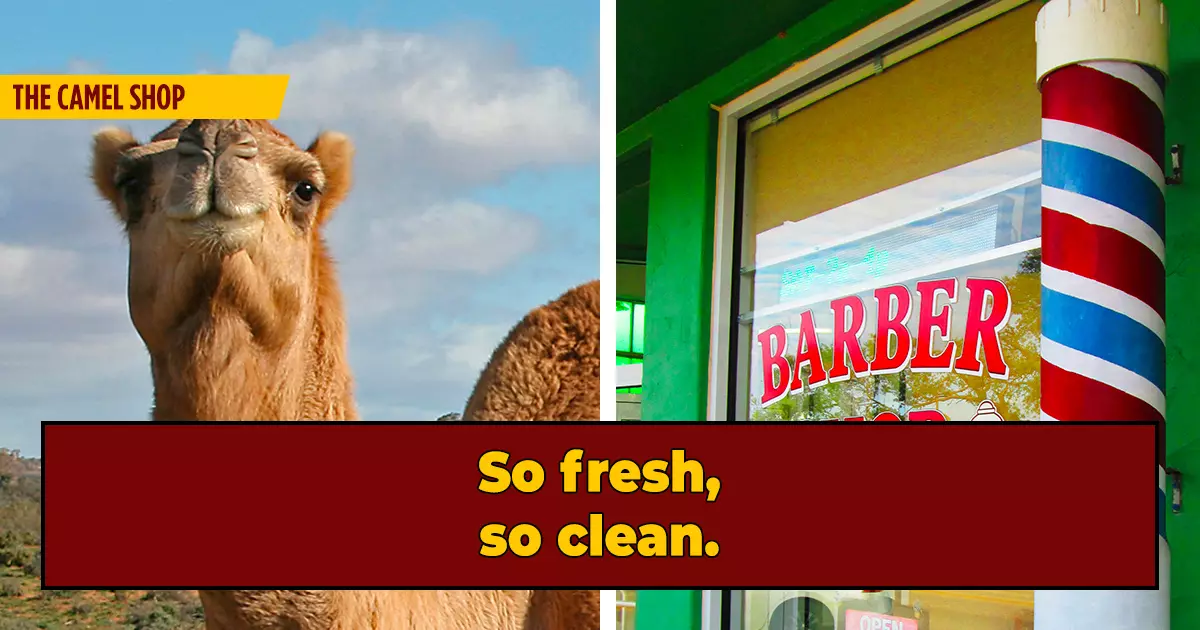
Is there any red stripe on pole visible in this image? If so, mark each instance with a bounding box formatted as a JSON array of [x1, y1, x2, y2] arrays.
[[1041, 359, 1164, 422], [1041, 359, 1166, 466], [1042, 64, 1166, 169], [1041, 207, 1166, 318]]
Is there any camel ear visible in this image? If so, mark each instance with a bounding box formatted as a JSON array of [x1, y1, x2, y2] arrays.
[[91, 127, 139, 218], [306, 131, 354, 226]]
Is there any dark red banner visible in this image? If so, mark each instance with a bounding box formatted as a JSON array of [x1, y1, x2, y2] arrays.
[[41, 421, 1157, 589]]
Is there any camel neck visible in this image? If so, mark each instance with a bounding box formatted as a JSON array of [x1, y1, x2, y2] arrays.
[[143, 243, 355, 421], [148, 304, 353, 421]]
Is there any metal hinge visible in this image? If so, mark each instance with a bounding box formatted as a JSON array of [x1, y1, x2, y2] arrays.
[[1166, 467, 1183, 514], [1167, 144, 1184, 186]]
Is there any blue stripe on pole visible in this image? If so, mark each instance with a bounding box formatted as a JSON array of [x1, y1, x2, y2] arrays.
[[1041, 287, 1166, 392], [1043, 140, 1165, 239]]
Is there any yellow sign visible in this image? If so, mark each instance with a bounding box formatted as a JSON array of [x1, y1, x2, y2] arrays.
[[0, 75, 289, 119]]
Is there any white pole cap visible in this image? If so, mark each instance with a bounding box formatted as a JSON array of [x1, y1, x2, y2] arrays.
[[1035, 0, 1169, 87]]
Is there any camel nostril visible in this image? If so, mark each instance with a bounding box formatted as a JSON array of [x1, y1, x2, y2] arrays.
[[176, 141, 207, 158], [230, 134, 259, 159], [231, 145, 259, 159]]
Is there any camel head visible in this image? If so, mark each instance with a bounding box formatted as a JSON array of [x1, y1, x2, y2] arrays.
[[90, 119, 356, 420]]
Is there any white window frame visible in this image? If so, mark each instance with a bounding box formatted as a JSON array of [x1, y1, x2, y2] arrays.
[[702, 590, 725, 630], [704, 0, 1034, 423], [616, 590, 637, 630], [616, 363, 643, 389]]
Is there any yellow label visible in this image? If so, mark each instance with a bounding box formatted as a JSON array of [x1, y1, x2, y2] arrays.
[[0, 75, 289, 119]]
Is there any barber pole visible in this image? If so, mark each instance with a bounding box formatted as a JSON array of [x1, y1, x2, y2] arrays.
[[1034, 1, 1169, 628]]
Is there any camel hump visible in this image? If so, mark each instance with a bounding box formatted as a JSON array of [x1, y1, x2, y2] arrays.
[[463, 279, 600, 421], [526, 589, 601, 630]]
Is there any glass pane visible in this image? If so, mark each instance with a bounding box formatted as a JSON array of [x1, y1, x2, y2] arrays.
[[737, 142, 1042, 422], [632, 303, 646, 354], [740, 590, 1034, 630], [732, 0, 1043, 424], [616, 301, 633, 354]]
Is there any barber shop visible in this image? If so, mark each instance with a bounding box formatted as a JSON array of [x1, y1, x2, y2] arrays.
[[616, 0, 1198, 628]]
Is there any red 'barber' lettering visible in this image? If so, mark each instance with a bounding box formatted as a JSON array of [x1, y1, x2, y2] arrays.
[[756, 277, 1012, 408]]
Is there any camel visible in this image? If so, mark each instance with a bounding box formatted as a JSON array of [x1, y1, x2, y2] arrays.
[[91, 119, 601, 630]]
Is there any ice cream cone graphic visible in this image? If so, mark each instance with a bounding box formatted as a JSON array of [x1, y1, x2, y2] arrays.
[[970, 400, 1005, 422]]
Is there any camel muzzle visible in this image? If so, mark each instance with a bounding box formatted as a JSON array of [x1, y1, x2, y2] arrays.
[[166, 119, 268, 223]]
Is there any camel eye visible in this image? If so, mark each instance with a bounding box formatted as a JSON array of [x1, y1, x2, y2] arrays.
[[116, 173, 143, 195], [114, 174, 147, 224], [293, 181, 318, 204], [116, 173, 146, 199]]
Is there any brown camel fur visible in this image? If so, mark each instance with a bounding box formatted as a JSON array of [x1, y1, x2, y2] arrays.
[[91, 119, 600, 630], [464, 279, 599, 420]]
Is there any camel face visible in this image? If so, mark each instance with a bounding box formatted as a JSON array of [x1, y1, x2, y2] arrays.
[[162, 119, 305, 253], [90, 119, 352, 352], [90, 120, 356, 420]]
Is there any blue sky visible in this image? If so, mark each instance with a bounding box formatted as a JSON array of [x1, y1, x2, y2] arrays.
[[0, 0, 599, 456], [2, 0, 598, 88]]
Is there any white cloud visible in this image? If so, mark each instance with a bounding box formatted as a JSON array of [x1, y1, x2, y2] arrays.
[[365, 200, 540, 274], [0, 243, 126, 316], [65, 59, 104, 74], [227, 29, 597, 181], [360, 321, 510, 380], [230, 26, 598, 315], [0, 336, 147, 400], [0, 244, 51, 296]]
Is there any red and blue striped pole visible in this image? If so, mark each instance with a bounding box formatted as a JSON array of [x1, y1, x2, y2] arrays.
[[1035, 0, 1169, 628]]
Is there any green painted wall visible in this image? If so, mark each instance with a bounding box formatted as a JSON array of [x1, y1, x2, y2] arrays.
[[622, 0, 1200, 627], [641, 100, 716, 422], [616, 0, 910, 156], [1163, 0, 1200, 626], [636, 591, 702, 630]]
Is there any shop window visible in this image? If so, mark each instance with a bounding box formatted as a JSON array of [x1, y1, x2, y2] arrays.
[[767, 596, 835, 630], [617, 299, 646, 356], [617, 299, 646, 395], [722, 2, 1041, 628], [737, 142, 1042, 423], [730, 1, 1042, 427], [738, 590, 1033, 630]]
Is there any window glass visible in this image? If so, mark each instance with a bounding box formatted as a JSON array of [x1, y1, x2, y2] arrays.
[[728, 5, 1041, 627], [632, 303, 646, 354], [617, 302, 645, 396], [617, 300, 634, 354], [732, 1, 1042, 424], [740, 590, 1034, 630], [741, 143, 1042, 422]]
